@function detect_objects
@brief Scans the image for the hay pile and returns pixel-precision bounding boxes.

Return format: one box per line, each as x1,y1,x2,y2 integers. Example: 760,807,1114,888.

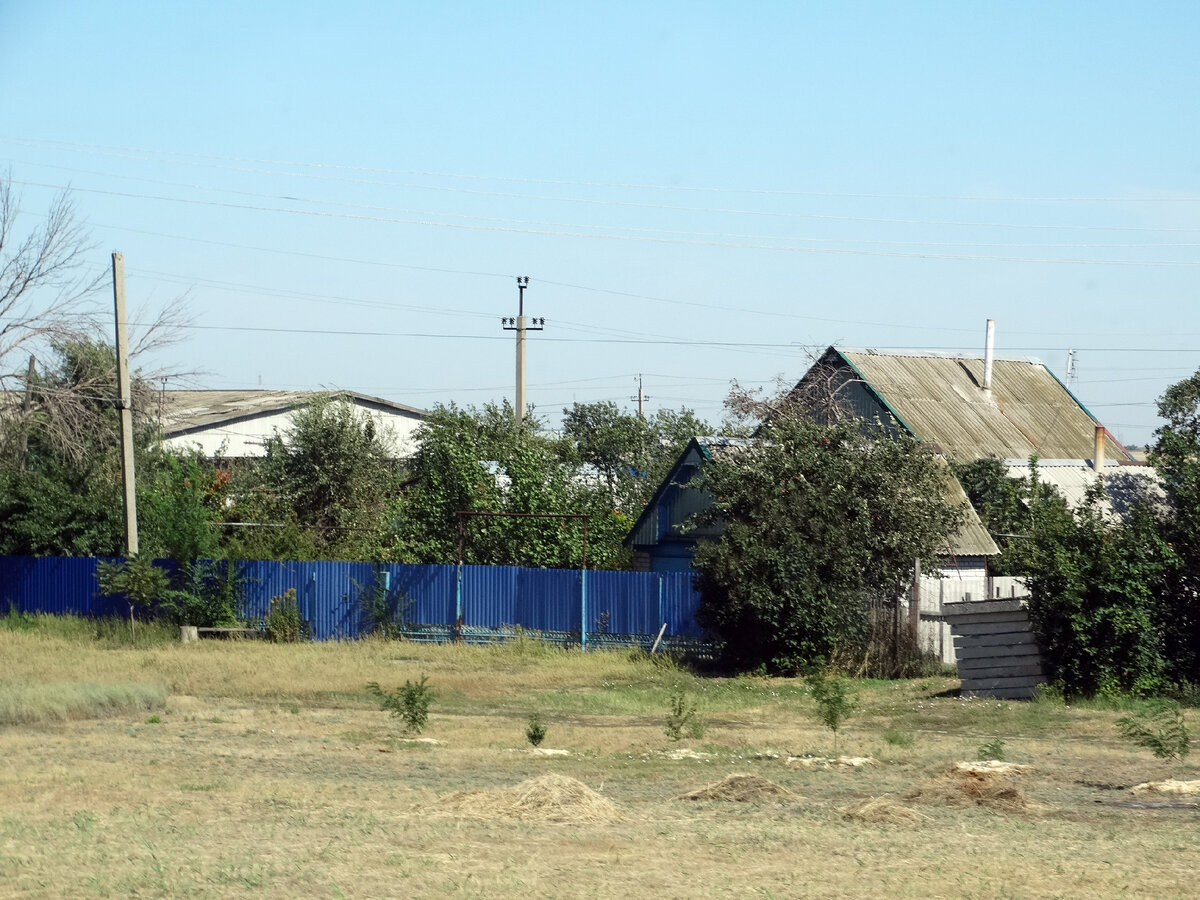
841,796,930,825
430,774,623,823
905,765,1036,813
1130,779,1200,796
677,774,797,803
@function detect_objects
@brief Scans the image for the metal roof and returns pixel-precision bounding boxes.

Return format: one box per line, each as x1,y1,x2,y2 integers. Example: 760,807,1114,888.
831,347,1132,463
159,389,425,436
1003,459,1164,521
625,436,998,558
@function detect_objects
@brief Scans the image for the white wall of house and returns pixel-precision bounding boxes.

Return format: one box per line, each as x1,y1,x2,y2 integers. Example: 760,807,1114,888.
164,407,423,459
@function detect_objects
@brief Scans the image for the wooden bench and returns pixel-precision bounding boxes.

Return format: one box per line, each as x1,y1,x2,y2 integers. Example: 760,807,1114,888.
195,627,264,640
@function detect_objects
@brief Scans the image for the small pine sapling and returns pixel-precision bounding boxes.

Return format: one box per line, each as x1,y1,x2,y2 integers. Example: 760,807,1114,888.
367,674,433,734
526,712,548,748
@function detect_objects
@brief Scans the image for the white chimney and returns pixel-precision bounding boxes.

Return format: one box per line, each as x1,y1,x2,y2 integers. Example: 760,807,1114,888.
983,318,995,393
1094,424,1106,473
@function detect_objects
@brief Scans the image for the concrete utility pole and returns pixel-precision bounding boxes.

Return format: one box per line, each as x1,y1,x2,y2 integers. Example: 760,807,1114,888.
112,252,139,556
631,374,650,419
501,276,544,427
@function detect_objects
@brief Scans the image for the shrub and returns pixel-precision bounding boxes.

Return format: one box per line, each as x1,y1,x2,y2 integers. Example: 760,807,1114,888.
1116,700,1191,761
265,588,306,643
526,712,547,747
976,738,1006,761
664,686,702,742
808,671,854,752
367,674,433,734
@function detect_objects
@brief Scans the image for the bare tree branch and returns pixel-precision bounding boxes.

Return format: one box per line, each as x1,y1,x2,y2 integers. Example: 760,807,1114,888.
0,174,105,383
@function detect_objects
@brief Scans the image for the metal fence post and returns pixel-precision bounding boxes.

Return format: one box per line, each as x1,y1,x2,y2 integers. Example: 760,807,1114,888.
580,568,588,652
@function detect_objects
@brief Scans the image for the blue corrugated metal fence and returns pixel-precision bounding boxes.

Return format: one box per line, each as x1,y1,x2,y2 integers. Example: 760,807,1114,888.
0,556,702,645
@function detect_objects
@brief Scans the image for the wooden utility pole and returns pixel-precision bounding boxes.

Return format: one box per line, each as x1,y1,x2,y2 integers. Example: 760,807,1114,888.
501,277,543,427
112,252,139,556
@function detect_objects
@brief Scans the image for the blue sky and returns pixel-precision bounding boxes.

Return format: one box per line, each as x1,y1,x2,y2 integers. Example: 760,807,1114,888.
2,2,1198,447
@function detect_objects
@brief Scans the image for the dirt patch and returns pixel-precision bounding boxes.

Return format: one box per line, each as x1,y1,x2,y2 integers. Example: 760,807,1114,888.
677,774,798,803
905,766,1040,813
429,774,623,823
842,796,930,825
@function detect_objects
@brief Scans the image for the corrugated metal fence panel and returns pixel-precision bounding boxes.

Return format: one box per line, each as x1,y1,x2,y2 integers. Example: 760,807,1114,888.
660,571,703,637
0,556,704,641
460,564,518,628
585,569,655,635
387,564,456,628
515,566,579,632
0,555,124,617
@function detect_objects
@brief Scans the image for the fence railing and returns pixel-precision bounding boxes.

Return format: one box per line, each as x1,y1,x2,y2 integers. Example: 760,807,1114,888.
0,555,704,647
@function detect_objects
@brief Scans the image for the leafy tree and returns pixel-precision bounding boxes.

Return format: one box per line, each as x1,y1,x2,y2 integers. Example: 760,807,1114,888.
228,394,402,561
692,417,965,674
97,555,176,639
1018,476,1176,698
393,402,630,568
560,401,711,518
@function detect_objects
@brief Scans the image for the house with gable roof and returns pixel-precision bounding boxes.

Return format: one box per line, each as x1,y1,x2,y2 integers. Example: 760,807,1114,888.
158,389,426,460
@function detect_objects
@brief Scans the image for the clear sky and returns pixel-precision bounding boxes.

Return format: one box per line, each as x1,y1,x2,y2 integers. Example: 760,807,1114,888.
2,1,1198,448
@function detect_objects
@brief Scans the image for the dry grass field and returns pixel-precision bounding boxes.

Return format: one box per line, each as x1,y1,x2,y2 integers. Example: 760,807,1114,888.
2,615,1198,899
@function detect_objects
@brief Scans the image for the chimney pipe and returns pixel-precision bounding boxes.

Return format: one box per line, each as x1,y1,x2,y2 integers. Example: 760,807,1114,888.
1093,425,1105,473
983,319,995,393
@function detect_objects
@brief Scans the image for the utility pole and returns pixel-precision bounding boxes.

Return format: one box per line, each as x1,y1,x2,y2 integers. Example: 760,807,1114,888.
112,252,139,556
501,276,543,427
1065,349,1077,388
631,374,650,419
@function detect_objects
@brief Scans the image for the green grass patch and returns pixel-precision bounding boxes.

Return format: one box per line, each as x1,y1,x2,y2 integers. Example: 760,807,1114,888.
0,680,167,726
1,610,178,647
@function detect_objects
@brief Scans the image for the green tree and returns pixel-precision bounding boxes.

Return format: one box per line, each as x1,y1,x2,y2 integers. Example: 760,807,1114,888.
228,394,402,561
393,402,630,568
692,417,964,674
1018,476,1176,698
1151,370,1200,684
560,401,711,518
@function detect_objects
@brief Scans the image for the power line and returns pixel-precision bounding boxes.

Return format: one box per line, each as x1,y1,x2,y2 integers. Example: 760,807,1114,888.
7,134,1200,203
10,178,1200,266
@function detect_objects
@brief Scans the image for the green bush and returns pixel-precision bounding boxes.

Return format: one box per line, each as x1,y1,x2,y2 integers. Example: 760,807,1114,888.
526,712,548,747
367,674,433,734
1116,700,1190,761
265,588,306,643
808,671,854,752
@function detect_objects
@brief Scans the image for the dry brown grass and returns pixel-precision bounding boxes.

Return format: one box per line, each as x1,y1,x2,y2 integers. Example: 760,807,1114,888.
676,773,797,802
2,625,1200,898
904,764,1042,813
841,796,930,825
430,773,624,822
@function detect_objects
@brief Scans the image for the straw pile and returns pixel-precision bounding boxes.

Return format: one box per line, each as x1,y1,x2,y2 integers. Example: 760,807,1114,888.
841,796,930,825
676,774,797,803
905,765,1035,813
430,774,623,823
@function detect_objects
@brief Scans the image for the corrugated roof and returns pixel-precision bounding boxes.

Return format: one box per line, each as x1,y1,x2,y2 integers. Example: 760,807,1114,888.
625,436,997,558
834,348,1132,463
1003,459,1163,521
160,389,425,436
